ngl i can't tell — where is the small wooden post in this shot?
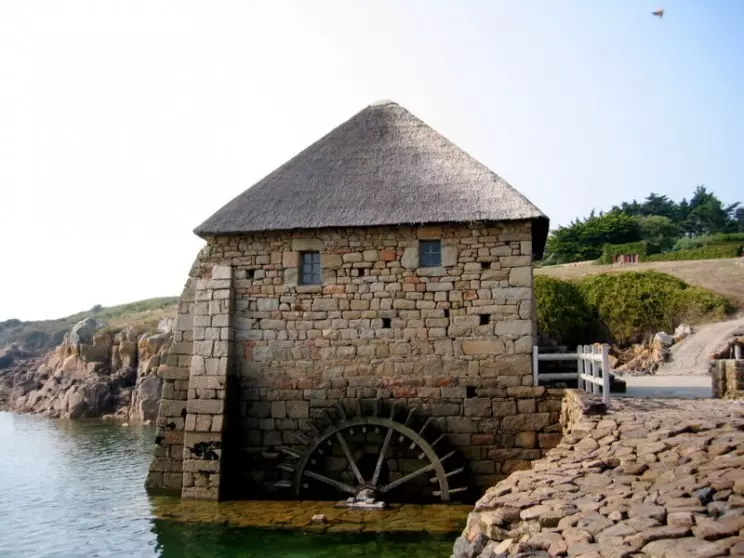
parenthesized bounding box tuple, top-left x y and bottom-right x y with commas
(533, 345, 539, 386)
(601, 343, 611, 407)
(735, 344, 742, 360)
(576, 345, 583, 391)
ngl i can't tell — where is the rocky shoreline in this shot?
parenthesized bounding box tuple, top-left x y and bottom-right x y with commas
(452, 392, 744, 558)
(0, 317, 172, 421)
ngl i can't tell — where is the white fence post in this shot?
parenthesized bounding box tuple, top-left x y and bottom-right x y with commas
(591, 345, 599, 395)
(576, 345, 583, 392)
(601, 343, 611, 407)
(533, 345, 539, 386)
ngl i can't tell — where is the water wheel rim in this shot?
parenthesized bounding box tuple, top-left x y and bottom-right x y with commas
(292, 416, 450, 501)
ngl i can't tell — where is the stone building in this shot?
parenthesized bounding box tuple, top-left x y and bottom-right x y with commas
(147, 101, 558, 503)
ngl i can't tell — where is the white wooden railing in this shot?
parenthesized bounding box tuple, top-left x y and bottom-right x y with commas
(533, 344, 611, 406)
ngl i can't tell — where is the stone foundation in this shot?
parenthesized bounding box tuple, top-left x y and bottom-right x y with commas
(711, 360, 744, 399)
(148, 220, 562, 500)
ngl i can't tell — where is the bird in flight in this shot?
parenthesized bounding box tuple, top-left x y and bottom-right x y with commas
(652, 8, 664, 18)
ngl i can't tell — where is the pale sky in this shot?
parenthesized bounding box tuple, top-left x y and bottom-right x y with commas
(2, 1, 743, 321)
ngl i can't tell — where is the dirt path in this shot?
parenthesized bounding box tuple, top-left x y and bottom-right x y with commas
(655, 316, 744, 376)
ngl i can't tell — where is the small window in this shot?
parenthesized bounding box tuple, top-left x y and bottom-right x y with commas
(419, 240, 442, 267)
(479, 314, 490, 326)
(382, 317, 392, 329)
(299, 252, 321, 285)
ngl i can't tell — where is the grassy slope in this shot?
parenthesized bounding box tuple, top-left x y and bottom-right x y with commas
(0, 297, 179, 353)
(536, 258, 744, 308)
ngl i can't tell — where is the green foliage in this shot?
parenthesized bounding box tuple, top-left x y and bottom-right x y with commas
(545, 210, 641, 263)
(636, 215, 680, 251)
(644, 243, 743, 262)
(535, 272, 733, 345)
(542, 187, 743, 265)
(534, 277, 593, 347)
(672, 232, 744, 251)
(600, 241, 654, 265)
(578, 271, 732, 344)
(0, 297, 178, 353)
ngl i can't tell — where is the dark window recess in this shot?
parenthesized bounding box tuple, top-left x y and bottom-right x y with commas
(419, 240, 442, 267)
(466, 386, 477, 398)
(382, 318, 392, 328)
(479, 314, 490, 326)
(299, 252, 322, 285)
(443, 309, 449, 318)
(246, 269, 255, 279)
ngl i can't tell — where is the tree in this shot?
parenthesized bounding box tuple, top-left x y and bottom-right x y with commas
(637, 215, 680, 251)
(545, 210, 641, 262)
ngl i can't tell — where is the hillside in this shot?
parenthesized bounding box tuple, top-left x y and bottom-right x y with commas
(0, 297, 179, 354)
(536, 257, 744, 308)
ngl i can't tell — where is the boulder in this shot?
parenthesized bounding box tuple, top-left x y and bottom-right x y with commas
(653, 332, 675, 348)
(132, 374, 162, 421)
(68, 318, 100, 348)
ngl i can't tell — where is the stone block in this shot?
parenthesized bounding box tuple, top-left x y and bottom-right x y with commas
(284, 268, 298, 285)
(509, 267, 532, 287)
(321, 253, 343, 269)
(461, 340, 505, 356)
(257, 298, 279, 312)
(501, 413, 551, 432)
(442, 245, 458, 267)
(492, 400, 517, 417)
(271, 401, 286, 418)
(401, 246, 418, 269)
(515, 431, 537, 448)
(380, 249, 397, 261)
(426, 282, 453, 292)
(186, 399, 224, 415)
(343, 252, 363, 263)
(363, 250, 378, 262)
(291, 238, 324, 251)
(212, 265, 232, 280)
(312, 298, 338, 312)
(493, 320, 532, 336)
(287, 401, 309, 418)
(282, 251, 299, 268)
(447, 417, 478, 433)
(464, 398, 492, 417)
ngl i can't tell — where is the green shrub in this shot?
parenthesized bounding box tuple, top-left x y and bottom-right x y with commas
(672, 232, 744, 252)
(578, 271, 732, 344)
(644, 243, 743, 262)
(534, 276, 593, 346)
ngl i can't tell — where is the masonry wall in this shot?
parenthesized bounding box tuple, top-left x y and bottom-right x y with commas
(147, 220, 564, 500)
(711, 359, 744, 399)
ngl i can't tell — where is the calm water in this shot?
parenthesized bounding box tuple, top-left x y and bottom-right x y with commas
(0, 413, 455, 558)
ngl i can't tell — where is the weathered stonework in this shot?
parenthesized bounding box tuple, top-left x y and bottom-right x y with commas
(148, 221, 562, 500)
(711, 360, 744, 399)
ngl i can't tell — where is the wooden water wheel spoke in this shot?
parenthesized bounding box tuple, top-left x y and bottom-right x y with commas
(371, 427, 394, 486)
(302, 470, 357, 494)
(335, 431, 365, 485)
(380, 463, 435, 494)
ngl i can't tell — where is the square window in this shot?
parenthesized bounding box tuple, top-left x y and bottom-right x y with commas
(419, 240, 442, 267)
(299, 252, 321, 285)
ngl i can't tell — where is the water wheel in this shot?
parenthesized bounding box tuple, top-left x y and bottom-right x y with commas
(273, 401, 467, 503)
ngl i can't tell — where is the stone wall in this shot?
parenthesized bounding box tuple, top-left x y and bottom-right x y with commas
(711, 359, 744, 399)
(148, 220, 565, 500)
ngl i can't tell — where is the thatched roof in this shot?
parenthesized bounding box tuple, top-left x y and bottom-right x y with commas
(195, 101, 549, 257)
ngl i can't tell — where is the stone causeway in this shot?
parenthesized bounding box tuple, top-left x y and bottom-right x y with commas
(452, 392, 744, 558)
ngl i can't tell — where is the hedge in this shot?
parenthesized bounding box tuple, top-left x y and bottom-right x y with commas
(644, 242, 743, 262)
(535, 271, 734, 345)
